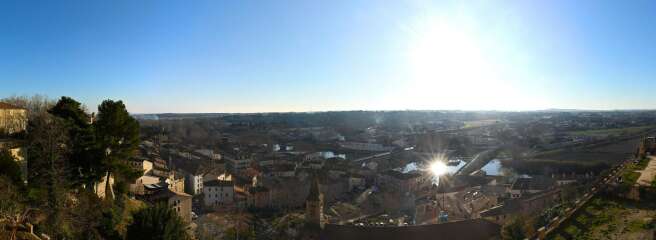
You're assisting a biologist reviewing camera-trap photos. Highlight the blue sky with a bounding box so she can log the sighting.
[1,0,655,113]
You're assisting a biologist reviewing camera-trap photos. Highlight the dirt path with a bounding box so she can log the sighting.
[636,156,656,186]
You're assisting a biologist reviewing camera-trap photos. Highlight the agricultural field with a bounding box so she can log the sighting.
[535,138,640,164]
[567,125,656,138]
[506,138,642,175]
[462,119,500,129]
[549,197,656,240]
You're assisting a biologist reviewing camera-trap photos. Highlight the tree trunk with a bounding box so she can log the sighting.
[104,171,115,201]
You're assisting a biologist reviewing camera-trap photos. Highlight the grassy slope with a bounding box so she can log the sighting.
[550,197,656,240]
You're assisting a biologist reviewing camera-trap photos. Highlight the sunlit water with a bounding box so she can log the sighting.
[401,160,466,175]
[481,159,503,176]
[402,159,504,176]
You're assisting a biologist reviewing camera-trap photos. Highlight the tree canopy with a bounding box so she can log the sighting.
[0,150,22,185]
[94,100,141,200]
[48,96,104,187]
[95,100,140,165]
[126,204,189,240]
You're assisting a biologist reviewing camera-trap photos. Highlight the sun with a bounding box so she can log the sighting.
[401,15,503,109]
[429,161,448,177]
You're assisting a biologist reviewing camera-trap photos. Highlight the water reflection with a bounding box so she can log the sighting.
[401,160,466,175]
[481,159,503,176]
[402,158,505,176]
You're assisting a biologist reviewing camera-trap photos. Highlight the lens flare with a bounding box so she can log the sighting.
[430,161,448,177]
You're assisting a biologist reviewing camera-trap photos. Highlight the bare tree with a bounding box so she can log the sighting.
[25,112,71,237]
[1,94,55,121]
[0,176,35,240]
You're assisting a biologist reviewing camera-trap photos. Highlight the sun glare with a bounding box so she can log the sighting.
[429,161,448,177]
[402,15,505,109]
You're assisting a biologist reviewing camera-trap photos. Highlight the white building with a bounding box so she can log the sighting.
[203,179,234,208]
[185,173,204,195]
[130,175,160,195]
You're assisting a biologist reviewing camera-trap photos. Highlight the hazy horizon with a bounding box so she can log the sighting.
[2,0,655,113]
[128,107,656,115]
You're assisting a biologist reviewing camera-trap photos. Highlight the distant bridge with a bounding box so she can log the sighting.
[454,147,504,176]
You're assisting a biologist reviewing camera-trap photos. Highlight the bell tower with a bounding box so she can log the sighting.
[305,177,324,229]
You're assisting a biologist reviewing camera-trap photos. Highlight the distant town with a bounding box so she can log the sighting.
[1,95,656,240]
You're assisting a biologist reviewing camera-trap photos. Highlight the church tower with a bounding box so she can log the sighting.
[305,177,324,229]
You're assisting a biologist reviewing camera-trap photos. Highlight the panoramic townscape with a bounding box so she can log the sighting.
[1,97,656,239]
[2,1,656,239]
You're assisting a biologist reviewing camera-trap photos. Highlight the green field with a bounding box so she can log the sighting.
[535,138,640,163]
[462,119,499,129]
[567,125,656,138]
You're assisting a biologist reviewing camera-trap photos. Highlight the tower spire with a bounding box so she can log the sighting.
[307,177,321,202]
[304,175,325,238]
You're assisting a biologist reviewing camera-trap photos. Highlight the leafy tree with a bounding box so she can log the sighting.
[125,203,189,240]
[48,96,90,127]
[0,150,22,184]
[48,96,105,188]
[94,100,140,201]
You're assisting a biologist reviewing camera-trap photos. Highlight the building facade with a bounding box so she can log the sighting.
[148,188,193,223]
[203,179,234,208]
[0,102,27,135]
[185,173,204,195]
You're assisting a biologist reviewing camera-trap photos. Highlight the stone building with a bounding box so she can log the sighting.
[203,178,234,208]
[0,102,27,135]
[146,187,193,223]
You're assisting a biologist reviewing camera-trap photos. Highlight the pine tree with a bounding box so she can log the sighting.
[48,96,105,188]
[94,100,140,201]
[126,203,189,240]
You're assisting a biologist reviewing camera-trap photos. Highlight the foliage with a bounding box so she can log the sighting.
[502,215,535,240]
[24,112,74,238]
[49,96,106,188]
[222,227,256,240]
[0,97,147,239]
[93,99,141,201]
[126,203,190,240]
[69,191,105,240]
[0,176,31,240]
[95,100,140,163]
[48,96,90,127]
[0,149,22,184]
